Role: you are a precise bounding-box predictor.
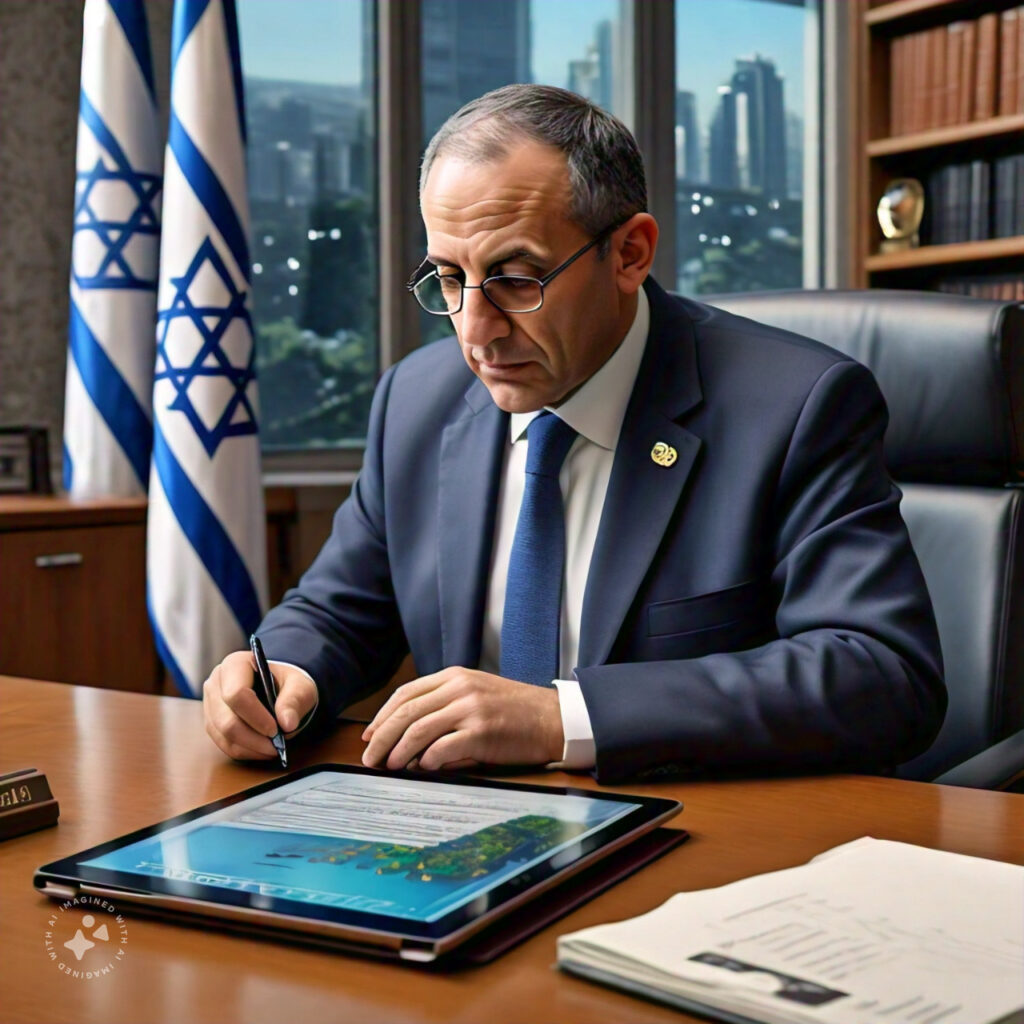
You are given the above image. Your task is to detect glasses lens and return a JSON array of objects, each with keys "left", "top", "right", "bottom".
[
  {"left": 482, "top": 276, "right": 543, "bottom": 313},
  {"left": 414, "top": 272, "right": 461, "bottom": 314}
]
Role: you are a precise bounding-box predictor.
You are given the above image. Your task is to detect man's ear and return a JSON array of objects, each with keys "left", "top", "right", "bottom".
[{"left": 613, "top": 213, "right": 659, "bottom": 294}]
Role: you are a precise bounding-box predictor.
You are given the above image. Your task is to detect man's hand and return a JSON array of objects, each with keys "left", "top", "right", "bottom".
[
  {"left": 361, "top": 668, "right": 564, "bottom": 772},
  {"left": 203, "top": 650, "right": 318, "bottom": 761}
]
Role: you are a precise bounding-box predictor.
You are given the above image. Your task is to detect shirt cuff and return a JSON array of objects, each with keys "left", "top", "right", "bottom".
[
  {"left": 547, "top": 678, "right": 596, "bottom": 770},
  {"left": 268, "top": 660, "right": 319, "bottom": 737}
]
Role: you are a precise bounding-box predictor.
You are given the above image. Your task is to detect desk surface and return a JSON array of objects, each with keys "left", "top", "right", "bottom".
[{"left": 4, "top": 675, "right": 1023, "bottom": 1024}]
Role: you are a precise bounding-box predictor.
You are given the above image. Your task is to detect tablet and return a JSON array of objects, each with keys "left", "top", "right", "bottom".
[{"left": 35, "top": 764, "right": 681, "bottom": 962}]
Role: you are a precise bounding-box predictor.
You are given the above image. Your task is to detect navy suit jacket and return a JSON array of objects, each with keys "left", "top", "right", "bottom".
[{"left": 259, "top": 278, "right": 946, "bottom": 782}]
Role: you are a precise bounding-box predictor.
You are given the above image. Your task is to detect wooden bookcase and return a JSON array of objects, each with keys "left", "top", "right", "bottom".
[{"left": 853, "top": 0, "right": 1024, "bottom": 294}]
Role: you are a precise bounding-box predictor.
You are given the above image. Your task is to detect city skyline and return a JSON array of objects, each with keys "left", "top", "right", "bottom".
[{"left": 237, "top": 0, "right": 808, "bottom": 127}]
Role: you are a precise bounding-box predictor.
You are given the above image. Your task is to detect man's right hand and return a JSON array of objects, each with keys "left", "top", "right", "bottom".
[{"left": 203, "top": 650, "right": 318, "bottom": 761}]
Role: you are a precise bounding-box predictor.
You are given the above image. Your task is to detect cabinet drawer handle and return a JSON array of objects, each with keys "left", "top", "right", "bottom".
[{"left": 35, "top": 553, "right": 84, "bottom": 569}]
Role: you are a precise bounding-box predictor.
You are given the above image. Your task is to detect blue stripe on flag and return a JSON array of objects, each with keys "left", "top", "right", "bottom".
[
  {"left": 78, "top": 90, "right": 134, "bottom": 174},
  {"left": 68, "top": 299, "right": 153, "bottom": 489},
  {"left": 171, "top": 0, "right": 213, "bottom": 70},
  {"left": 62, "top": 441, "right": 74, "bottom": 491},
  {"left": 221, "top": 0, "right": 248, "bottom": 144},
  {"left": 146, "top": 586, "right": 194, "bottom": 697},
  {"left": 109, "top": 0, "right": 157, "bottom": 101},
  {"left": 151, "top": 425, "right": 263, "bottom": 640},
  {"left": 168, "top": 110, "right": 251, "bottom": 282}
]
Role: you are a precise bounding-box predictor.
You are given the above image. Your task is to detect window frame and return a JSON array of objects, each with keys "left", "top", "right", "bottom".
[{"left": 261, "top": 0, "right": 829, "bottom": 482}]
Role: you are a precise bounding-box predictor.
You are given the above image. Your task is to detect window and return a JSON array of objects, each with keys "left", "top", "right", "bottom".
[
  {"left": 239, "top": 0, "right": 377, "bottom": 449},
  {"left": 674, "top": 0, "right": 819, "bottom": 296},
  {"left": 238, "top": 1, "right": 824, "bottom": 457}
]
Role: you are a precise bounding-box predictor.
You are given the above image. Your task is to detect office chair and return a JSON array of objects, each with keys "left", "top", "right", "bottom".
[{"left": 704, "top": 289, "right": 1024, "bottom": 791}]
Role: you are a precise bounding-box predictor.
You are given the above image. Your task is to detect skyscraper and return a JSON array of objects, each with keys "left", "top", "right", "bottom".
[
  {"left": 675, "top": 89, "right": 700, "bottom": 181},
  {"left": 709, "top": 84, "right": 738, "bottom": 188},
  {"left": 421, "top": 0, "right": 531, "bottom": 144},
  {"left": 569, "top": 20, "right": 614, "bottom": 111},
  {"left": 708, "top": 55, "right": 786, "bottom": 195}
]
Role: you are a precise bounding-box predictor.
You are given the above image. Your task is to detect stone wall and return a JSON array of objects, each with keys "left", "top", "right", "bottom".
[{"left": 0, "top": 0, "right": 172, "bottom": 485}]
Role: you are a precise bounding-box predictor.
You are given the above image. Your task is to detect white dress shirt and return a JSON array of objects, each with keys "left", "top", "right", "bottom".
[{"left": 478, "top": 288, "right": 651, "bottom": 768}]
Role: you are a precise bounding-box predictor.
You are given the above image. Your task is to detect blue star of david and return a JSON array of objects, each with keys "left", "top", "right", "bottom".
[
  {"left": 155, "top": 237, "right": 258, "bottom": 457},
  {"left": 73, "top": 156, "right": 161, "bottom": 291}
]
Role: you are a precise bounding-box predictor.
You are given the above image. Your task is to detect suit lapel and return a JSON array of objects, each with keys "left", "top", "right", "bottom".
[
  {"left": 578, "top": 280, "right": 704, "bottom": 668},
  {"left": 437, "top": 380, "right": 507, "bottom": 669}
]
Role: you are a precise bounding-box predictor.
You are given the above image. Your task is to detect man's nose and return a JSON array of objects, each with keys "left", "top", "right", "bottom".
[{"left": 456, "top": 284, "right": 511, "bottom": 351}]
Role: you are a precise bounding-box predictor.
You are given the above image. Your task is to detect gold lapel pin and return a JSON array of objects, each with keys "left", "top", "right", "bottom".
[{"left": 651, "top": 442, "right": 678, "bottom": 467}]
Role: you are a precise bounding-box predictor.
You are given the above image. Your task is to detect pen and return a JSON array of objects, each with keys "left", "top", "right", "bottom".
[{"left": 250, "top": 634, "right": 288, "bottom": 769}]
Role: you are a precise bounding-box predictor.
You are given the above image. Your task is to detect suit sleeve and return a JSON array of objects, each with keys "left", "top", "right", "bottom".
[
  {"left": 576, "top": 360, "right": 947, "bottom": 783},
  {"left": 256, "top": 365, "right": 408, "bottom": 738}
]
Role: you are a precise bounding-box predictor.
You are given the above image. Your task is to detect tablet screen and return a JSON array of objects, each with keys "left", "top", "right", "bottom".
[{"left": 39, "top": 766, "right": 677, "bottom": 943}]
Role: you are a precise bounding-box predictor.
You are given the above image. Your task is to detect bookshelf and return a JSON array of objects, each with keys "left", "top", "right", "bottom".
[{"left": 854, "top": 0, "right": 1024, "bottom": 297}]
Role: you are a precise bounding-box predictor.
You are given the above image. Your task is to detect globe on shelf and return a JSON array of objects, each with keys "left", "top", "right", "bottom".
[{"left": 877, "top": 178, "right": 925, "bottom": 254}]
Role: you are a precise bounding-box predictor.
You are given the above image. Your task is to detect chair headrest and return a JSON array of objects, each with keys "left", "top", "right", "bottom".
[{"left": 703, "top": 289, "right": 1024, "bottom": 485}]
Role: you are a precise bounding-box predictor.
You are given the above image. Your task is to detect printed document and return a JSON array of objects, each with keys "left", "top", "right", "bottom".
[{"left": 558, "top": 837, "right": 1024, "bottom": 1024}]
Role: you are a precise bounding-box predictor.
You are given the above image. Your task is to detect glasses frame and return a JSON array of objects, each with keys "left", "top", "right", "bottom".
[{"left": 406, "top": 224, "right": 619, "bottom": 317}]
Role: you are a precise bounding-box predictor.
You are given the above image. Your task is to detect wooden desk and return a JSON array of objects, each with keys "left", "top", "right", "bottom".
[{"left": 4, "top": 675, "right": 1022, "bottom": 1024}]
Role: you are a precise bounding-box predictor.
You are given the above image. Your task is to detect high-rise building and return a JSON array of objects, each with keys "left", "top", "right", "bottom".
[
  {"left": 709, "top": 84, "right": 738, "bottom": 188},
  {"left": 675, "top": 89, "right": 700, "bottom": 182},
  {"left": 568, "top": 20, "right": 614, "bottom": 110},
  {"left": 708, "top": 55, "right": 786, "bottom": 196},
  {"left": 421, "top": 0, "right": 531, "bottom": 144},
  {"left": 785, "top": 109, "right": 803, "bottom": 199}
]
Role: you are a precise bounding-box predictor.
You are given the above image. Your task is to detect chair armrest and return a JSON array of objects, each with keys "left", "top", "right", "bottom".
[{"left": 933, "top": 728, "right": 1024, "bottom": 790}]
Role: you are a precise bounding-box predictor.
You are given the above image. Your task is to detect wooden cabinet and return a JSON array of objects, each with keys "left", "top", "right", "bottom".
[
  {"left": 853, "top": 0, "right": 1024, "bottom": 293},
  {"left": 0, "top": 497, "right": 161, "bottom": 692},
  {"left": 0, "top": 491, "right": 301, "bottom": 694}
]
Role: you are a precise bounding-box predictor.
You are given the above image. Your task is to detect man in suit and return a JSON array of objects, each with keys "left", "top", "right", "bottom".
[{"left": 203, "top": 85, "right": 945, "bottom": 782}]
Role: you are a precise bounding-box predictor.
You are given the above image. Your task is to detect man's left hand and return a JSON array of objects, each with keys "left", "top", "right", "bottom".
[{"left": 361, "top": 668, "right": 564, "bottom": 771}]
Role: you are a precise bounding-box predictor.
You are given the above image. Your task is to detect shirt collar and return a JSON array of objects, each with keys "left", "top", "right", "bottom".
[{"left": 509, "top": 285, "right": 650, "bottom": 451}]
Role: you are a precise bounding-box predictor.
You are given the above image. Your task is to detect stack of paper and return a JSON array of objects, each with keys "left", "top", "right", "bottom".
[{"left": 558, "top": 837, "right": 1024, "bottom": 1024}]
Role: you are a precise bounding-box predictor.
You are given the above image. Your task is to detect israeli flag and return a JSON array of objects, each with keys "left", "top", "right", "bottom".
[
  {"left": 64, "top": 0, "right": 161, "bottom": 498},
  {"left": 148, "top": 0, "right": 268, "bottom": 697}
]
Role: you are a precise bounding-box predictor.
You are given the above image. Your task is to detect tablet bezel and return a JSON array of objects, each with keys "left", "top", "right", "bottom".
[{"left": 34, "top": 764, "right": 680, "bottom": 950}]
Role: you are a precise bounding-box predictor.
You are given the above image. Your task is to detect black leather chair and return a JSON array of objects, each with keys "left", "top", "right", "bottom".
[{"left": 704, "top": 289, "right": 1024, "bottom": 790}]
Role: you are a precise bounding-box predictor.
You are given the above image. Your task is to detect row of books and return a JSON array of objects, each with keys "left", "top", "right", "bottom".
[
  {"left": 889, "top": 8, "right": 1024, "bottom": 136},
  {"left": 936, "top": 275, "right": 1024, "bottom": 301},
  {"left": 924, "top": 154, "right": 1024, "bottom": 245}
]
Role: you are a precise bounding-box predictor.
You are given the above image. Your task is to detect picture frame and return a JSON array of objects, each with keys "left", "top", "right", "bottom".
[{"left": 0, "top": 427, "right": 52, "bottom": 494}]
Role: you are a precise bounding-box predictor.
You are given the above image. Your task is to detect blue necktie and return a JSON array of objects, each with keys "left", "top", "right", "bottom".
[{"left": 500, "top": 412, "right": 578, "bottom": 686}]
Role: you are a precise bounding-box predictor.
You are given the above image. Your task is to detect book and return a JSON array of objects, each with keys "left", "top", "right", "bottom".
[
  {"left": 993, "top": 154, "right": 1017, "bottom": 237},
  {"left": 557, "top": 837, "right": 1024, "bottom": 1024},
  {"left": 1015, "top": 152, "right": 1024, "bottom": 234},
  {"left": 889, "top": 35, "right": 902, "bottom": 136},
  {"left": 975, "top": 11, "right": 1000, "bottom": 120},
  {"left": 999, "top": 7, "right": 1019, "bottom": 115},
  {"left": 938, "top": 273, "right": 1024, "bottom": 300},
  {"left": 1018, "top": 3, "right": 1024, "bottom": 113},
  {"left": 927, "top": 25, "right": 947, "bottom": 130},
  {"left": 960, "top": 18, "right": 979, "bottom": 122},
  {"left": 968, "top": 158, "right": 991, "bottom": 241},
  {"left": 916, "top": 29, "right": 931, "bottom": 131},
  {"left": 945, "top": 22, "right": 967, "bottom": 125}
]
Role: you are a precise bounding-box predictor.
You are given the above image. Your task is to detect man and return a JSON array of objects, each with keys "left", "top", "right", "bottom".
[{"left": 204, "top": 84, "right": 945, "bottom": 783}]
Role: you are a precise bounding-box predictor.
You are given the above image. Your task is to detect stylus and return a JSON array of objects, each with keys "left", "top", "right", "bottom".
[{"left": 249, "top": 634, "right": 288, "bottom": 769}]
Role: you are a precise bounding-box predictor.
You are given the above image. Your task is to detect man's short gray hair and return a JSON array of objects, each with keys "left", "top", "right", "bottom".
[{"left": 420, "top": 84, "right": 647, "bottom": 239}]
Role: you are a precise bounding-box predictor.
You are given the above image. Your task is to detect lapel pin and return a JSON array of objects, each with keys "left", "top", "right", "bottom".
[{"left": 651, "top": 442, "right": 678, "bottom": 467}]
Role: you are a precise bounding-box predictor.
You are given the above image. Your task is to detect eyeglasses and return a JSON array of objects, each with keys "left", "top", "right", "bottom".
[{"left": 406, "top": 226, "right": 616, "bottom": 316}]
